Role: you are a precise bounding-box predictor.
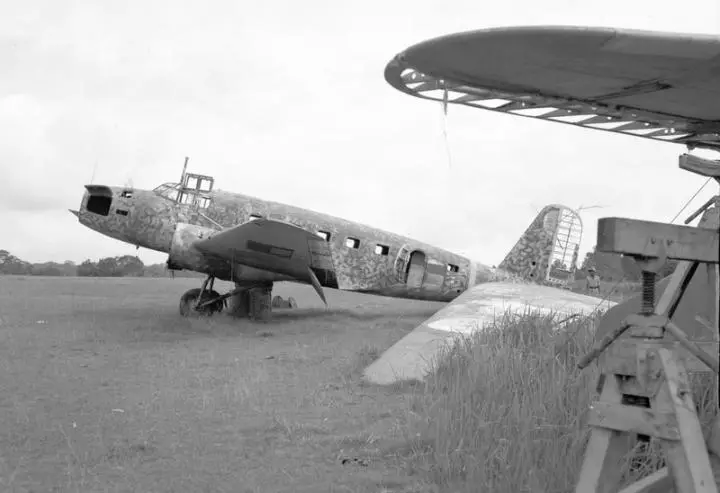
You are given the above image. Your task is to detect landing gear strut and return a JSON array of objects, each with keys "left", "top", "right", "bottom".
[
  {"left": 178, "top": 276, "right": 224, "bottom": 317},
  {"left": 178, "top": 277, "right": 292, "bottom": 321}
]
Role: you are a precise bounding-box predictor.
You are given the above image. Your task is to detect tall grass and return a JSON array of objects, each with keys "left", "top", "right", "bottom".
[{"left": 406, "top": 311, "right": 718, "bottom": 492}]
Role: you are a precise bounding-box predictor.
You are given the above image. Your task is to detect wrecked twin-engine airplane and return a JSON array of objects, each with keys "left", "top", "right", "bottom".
[{"left": 70, "top": 161, "right": 602, "bottom": 344}]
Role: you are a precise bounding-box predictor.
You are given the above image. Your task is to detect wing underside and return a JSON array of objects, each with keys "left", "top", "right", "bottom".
[
  {"left": 363, "top": 281, "right": 614, "bottom": 385},
  {"left": 193, "top": 218, "right": 338, "bottom": 302},
  {"left": 385, "top": 26, "right": 720, "bottom": 151}
]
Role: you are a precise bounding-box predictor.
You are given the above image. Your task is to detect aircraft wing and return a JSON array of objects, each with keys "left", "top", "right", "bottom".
[
  {"left": 363, "top": 281, "right": 615, "bottom": 385},
  {"left": 193, "top": 218, "right": 338, "bottom": 302},
  {"left": 384, "top": 26, "right": 720, "bottom": 151}
]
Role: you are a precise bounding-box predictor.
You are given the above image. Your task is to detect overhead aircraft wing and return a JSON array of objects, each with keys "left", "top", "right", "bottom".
[
  {"left": 193, "top": 218, "right": 338, "bottom": 303},
  {"left": 384, "top": 26, "right": 720, "bottom": 151},
  {"left": 363, "top": 281, "right": 615, "bottom": 385}
]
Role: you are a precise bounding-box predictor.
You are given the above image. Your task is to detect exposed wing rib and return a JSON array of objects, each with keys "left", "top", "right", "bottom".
[
  {"left": 363, "top": 282, "right": 615, "bottom": 385},
  {"left": 194, "top": 218, "right": 338, "bottom": 302},
  {"left": 385, "top": 26, "right": 720, "bottom": 151}
]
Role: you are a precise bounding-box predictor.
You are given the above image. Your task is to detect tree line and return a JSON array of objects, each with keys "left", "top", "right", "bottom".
[
  {"left": 2, "top": 247, "right": 677, "bottom": 281},
  {"left": 0, "top": 250, "right": 202, "bottom": 278}
]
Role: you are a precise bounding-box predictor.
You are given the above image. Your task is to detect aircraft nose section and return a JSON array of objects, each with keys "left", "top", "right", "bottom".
[
  {"left": 81, "top": 184, "right": 115, "bottom": 217},
  {"left": 84, "top": 184, "right": 114, "bottom": 196}
]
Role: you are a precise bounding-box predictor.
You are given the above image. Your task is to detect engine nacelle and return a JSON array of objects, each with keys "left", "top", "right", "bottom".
[
  {"left": 168, "top": 222, "right": 229, "bottom": 277},
  {"left": 167, "top": 222, "right": 297, "bottom": 284}
]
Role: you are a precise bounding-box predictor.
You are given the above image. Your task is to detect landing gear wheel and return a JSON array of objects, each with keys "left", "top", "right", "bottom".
[
  {"left": 287, "top": 297, "right": 297, "bottom": 308},
  {"left": 179, "top": 288, "right": 224, "bottom": 317}
]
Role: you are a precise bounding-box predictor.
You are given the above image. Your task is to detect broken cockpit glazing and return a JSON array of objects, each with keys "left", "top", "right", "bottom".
[{"left": 153, "top": 173, "right": 215, "bottom": 210}]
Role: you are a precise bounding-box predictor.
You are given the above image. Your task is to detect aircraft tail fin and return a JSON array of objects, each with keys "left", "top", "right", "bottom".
[{"left": 497, "top": 205, "right": 583, "bottom": 286}]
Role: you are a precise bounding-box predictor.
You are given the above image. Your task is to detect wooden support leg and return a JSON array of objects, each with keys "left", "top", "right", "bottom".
[
  {"left": 656, "top": 349, "right": 716, "bottom": 493},
  {"left": 576, "top": 374, "right": 636, "bottom": 493},
  {"left": 577, "top": 349, "right": 719, "bottom": 493}
]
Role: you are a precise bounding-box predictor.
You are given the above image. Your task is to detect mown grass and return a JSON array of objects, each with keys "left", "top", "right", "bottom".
[
  {"left": 405, "top": 310, "right": 719, "bottom": 492},
  {"left": 2, "top": 275, "right": 715, "bottom": 492},
  {"left": 0, "top": 276, "right": 441, "bottom": 493}
]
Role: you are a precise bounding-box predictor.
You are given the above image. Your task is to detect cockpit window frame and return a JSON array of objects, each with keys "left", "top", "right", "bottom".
[
  {"left": 153, "top": 182, "right": 182, "bottom": 202},
  {"left": 153, "top": 181, "right": 213, "bottom": 211}
]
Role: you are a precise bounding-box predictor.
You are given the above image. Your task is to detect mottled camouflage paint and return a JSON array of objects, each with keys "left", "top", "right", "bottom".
[
  {"left": 77, "top": 186, "right": 178, "bottom": 253},
  {"left": 200, "top": 189, "right": 472, "bottom": 301},
  {"left": 169, "top": 222, "right": 302, "bottom": 286},
  {"left": 168, "top": 223, "right": 233, "bottom": 278},
  {"left": 73, "top": 182, "right": 577, "bottom": 303},
  {"left": 497, "top": 205, "right": 566, "bottom": 283}
]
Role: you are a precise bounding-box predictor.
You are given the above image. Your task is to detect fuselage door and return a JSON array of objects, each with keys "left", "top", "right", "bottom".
[
  {"left": 406, "top": 250, "right": 427, "bottom": 288},
  {"left": 394, "top": 245, "right": 411, "bottom": 283}
]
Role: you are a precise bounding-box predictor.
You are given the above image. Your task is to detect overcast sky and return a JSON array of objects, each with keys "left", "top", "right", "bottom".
[{"left": 2, "top": 0, "right": 719, "bottom": 267}]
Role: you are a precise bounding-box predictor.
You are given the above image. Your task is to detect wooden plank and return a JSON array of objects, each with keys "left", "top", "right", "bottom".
[
  {"left": 617, "top": 377, "right": 659, "bottom": 398},
  {"left": 575, "top": 375, "right": 637, "bottom": 493},
  {"left": 706, "top": 414, "right": 720, "bottom": 458},
  {"left": 656, "top": 348, "right": 718, "bottom": 493},
  {"left": 596, "top": 217, "right": 719, "bottom": 263},
  {"left": 665, "top": 320, "right": 720, "bottom": 374},
  {"left": 618, "top": 468, "right": 672, "bottom": 493},
  {"left": 588, "top": 401, "right": 680, "bottom": 440},
  {"left": 578, "top": 321, "right": 632, "bottom": 369},
  {"left": 679, "top": 153, "right": 720, "bottom": 178},
  {"left": 601, "top": 340, "right": 718, "bottom": 375}
]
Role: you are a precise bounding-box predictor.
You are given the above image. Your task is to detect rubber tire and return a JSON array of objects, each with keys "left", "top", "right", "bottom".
[
  {"left": 179, "top": 288, "right": 224, "bottom": 317},
  {"left": 287, "top": 297, "right": 297, "bottom": 309}
]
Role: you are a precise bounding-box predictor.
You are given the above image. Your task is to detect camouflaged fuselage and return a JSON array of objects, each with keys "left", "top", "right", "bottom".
[
  {"left": 195, "top": 189, "right": 481, "bottom": 302},
  {"left": 74, "top": 185, "right": 561, "bottom": 303},
  {"left": 77, "top": 186, "right": 179, "bottom": 254}
]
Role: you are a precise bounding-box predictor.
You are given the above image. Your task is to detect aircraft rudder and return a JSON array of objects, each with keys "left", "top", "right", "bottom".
[{"left": 498, "top": 204, "right": 582, "bottom": 284}]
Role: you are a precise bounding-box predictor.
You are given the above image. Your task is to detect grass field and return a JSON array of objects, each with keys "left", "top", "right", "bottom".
[
  {"left": 1, "top": 276, "right": 715, "bottom": 493},
  {"left": 0, "top": 276, "right": 444, "bottom": 493}
]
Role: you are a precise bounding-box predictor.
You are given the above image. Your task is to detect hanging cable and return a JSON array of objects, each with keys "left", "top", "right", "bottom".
[
  {"left": 669, "top": 177, "right": 712, "bottom": 223},
  {"left": 440, "top": 87, "right": 453, "bottom": 169},
  {"left": 586, "top": 275, "right": 628, "bottom": 316},
  {"left": 716, "top": 189, "right": 720, "bottom": 405}
]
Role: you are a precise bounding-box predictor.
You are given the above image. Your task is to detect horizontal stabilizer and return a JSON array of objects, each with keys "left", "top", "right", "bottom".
[
  {"left": 385, "top": 26, "right": 720, "bottom": 151},
  {"left": 363, "top": 282, "right": 613, "bottom": 385}
]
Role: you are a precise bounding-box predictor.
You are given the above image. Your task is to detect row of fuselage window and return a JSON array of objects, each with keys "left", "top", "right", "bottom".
[
  {"left": 248, "top": 213, "right": 461, "bottom": 273},
  {"left": 248, "top": 213, "right": 390, "bottom": 255}
]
